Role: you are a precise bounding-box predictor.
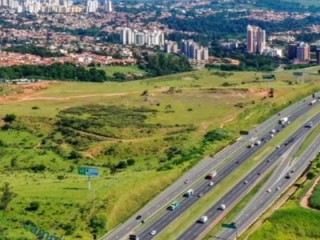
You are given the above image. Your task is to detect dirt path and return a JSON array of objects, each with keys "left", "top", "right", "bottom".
[{"left": 300, "top": 177, "right": 320, "bottom": 209}]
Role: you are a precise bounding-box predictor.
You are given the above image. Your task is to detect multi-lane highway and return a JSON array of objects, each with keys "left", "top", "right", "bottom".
[
  {"left": 177, "top": 113, "right": 320, "bottom": 240},
  {"left": 217, "top": 135, "right": 320, "bottom": 240},
  {"left": 135, "top": 99, "right": 320, "bottom": 239},
  {"left": 101, "top": 94, "right": 319, "bottom": 240}
]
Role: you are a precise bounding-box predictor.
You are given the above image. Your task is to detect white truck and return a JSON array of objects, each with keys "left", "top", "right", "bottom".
[
  {"left": 310, "top": 99, "right": 317, "bottom": 105},
  {"left": 199, "top": 215, "right": 208, "bottom": 224},
  {"left": 279, "top": 117, "right": 289, "bottom": 125},
  {"left": 184, "top": 189, "right": 194, "bottom": 197},
  {"left": 219, "top": 204, "right": 226, "bottom": 210}
]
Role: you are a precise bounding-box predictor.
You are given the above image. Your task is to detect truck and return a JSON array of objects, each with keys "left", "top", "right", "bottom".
[
  {"left": 199, "top": 215, "right": 208, "bottom": 224},
  {"left": 168, "top": 201, "right": 180, "bottom": 211},
  {"left": 279, "top": 117, "right": 289, "bottom": 125},
  {"left": 129, "top": 235, "right": 140, "bottom": 240},
  {"left": 206, "top": 170, "right": 217, "bottom": 180},
  {"left": 310, "top": 99, "right": 317, "bottom": 105},
  {"left": 184, "top": 189, "right": 194, "bottom": 198},
  {"left": 219, "top": 204, "right": 226, "bottom": 210}
]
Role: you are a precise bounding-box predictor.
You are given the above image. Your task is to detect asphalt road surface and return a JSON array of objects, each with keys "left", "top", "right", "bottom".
[
  {"left": 216, "top": 135, "right": 320, "bottom": 240},
  {"left": 177, "top": 113, "right": 320, "bottom": 240}
]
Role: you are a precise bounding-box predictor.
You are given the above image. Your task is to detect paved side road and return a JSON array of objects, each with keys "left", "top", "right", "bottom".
[{"left": 101, "top": 93, "right": 319, "bottom": 240}]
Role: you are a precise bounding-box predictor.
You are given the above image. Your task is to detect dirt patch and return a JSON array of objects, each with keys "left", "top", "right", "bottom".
[
  {"left": 0, "top": 81, "right": 58, "bottom": 103},
  {"left": 220, "top": 114, "right": 237, "bottom": 128},
  {"left": 300, "top": 177, "right": 320, "bottom": 210}
]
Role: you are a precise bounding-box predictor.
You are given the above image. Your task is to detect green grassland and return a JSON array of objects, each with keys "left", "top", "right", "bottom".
[
  {"left": 0, "top": 69, "right": 320, "bottom": 239},
  {"left": 245, "top": 155, "right": 320, "bottom": 240},
  {"left": 98, "top": 65, "right": 146, "bottom": 76},
  {"left": 310, "top": 185, "right": 320, "bottom": 210}
]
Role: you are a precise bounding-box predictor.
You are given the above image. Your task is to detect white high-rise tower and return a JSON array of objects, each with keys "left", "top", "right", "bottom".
[
  {"left": 104, "top": 0, "right": 112, "bottom": 12},
  {"left": 86, "top": 0, "right": 98, "bottom": 13}
]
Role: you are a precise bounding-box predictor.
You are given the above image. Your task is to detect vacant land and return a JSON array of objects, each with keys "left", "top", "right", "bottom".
[{"left": 0, "top": 69, "right": 320, "bottom": 239}]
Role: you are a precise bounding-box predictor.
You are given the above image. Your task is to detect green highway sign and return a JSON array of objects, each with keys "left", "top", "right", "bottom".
[
  {"left": 78, "top": 167, "right": 99, "bottom": 177},
  {"left": 222, "top": 223, "right": 237, "bottom": 229}
]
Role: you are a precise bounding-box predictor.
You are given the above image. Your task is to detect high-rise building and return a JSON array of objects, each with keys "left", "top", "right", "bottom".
[
  {"left": 296, "top": 42, "right": 310, "bottom": 61},
  {"left": 247, "top": 25, "right": 266, "bottom": 54},
  {"left": 104, "top": 0, "right": 112, "bottom": 12},
  {"left": 316, "top": 48, "right": 320, "bottom": 65},
  {"left": 120, "top": 28, "right": 164, "bottom": 47},
  {"left": 181, "top": 39, "right": 209, "bottom": 61},
  {"left": 288, "top": 43, "right": 298, "bottom": 60},
  {"left": 164, "top": 41, "right": 179, "bottom": 54},
  {"left": 86, "top": 0, "right": 98, "bottom": 13}
]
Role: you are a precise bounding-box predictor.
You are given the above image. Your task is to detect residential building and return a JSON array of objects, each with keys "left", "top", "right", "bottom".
[
  {"left": 296, "top": 42, "right": 310, "bottom": 61},
  {"left": 104, "top": 0, "right": 112, "bottom": 12},
  {"left": 181, "top": 39, "right": 209, "bottom": 61},
  {"left": 247, "top": 25, "right": 266, "bottom": 54}
]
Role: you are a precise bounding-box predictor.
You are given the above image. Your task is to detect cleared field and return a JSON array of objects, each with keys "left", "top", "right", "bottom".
[{"left": 0, "top": 69, "right": 320, "bottom": 239}]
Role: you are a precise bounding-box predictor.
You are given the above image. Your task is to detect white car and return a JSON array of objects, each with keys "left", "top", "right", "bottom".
[
  {"left": 184, "top": 179, "right": 189, "bottom": 184},
  {"left": 150, "top": 230, "right": 157, "bottom": 236},
  {"left": 208, "top": 181, "right": 214, "bottom": 186},
  {"left": 276, "top": 187, "right": 280, "bottom": 191},
  {"left": 267, "top": 188, "right": 272, "bottom": 193}
]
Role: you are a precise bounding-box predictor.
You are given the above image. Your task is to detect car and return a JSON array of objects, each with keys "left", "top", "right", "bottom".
[
  {"left": 208, "top": 181, "right": 214, "bottom": 186},
  {"left": 219, "top": 204, "right": 226, "bottom": 210},
  {"left": 150, "top": 230, "right": 157, "bottom": 236},
  {"left": 184, "top": 179, "right": 189, "bottom": 184},
  {"left": 257, "top": 172, "right": 261, "bottom": 176},
  {"left": 270, "top": 134, "right": 274, "bottom": 138},
  {"left": 276, "top": 145, "right": 281, "bottom": 149},
  {"left": 266, "top": 188, "right": 272, "bottom": 193},
  {"left": 276, "top": 187, "right": 280, "bottom": 191},
  {"left": 290, "top": 169, "right": 296, "bottom": 173},
  {"left": 198, "top": 193, "right": 203, "bottom": 198},
  {"left": 136, "top": 215, "right": 142, "bottom": 220}
]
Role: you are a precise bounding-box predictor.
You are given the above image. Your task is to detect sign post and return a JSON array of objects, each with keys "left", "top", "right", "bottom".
[{"left": 78, "top": 167, "right": 99, "bottom": 190}]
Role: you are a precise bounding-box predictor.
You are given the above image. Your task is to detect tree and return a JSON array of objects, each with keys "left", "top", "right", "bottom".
[
  {"left": 25, "top": 201, "right": 40, "bottom": 211},
  {"left": 89, "top": 215, "right": 106, "bottom": 236},
  {"left": 0, "top": 182, "right": 16, "bottom": 211}
]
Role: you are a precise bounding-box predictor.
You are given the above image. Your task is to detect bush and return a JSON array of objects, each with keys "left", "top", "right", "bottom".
[
  {"left": 127, "top": 159, "right": 135, "bottom": 166},
  {"left": 3, "top": 114, "right": 16, "bottom": 123},
  {"left": 25, "top": 201, "right": 40, "bottom": 211},
  {"left": 116, "top": 161, "right": 127, "bottom": 169},
  {"left": 89, "top": 215, "right": 106, "bottom": 236},
  {"left": 30, "top": 164, "right": 46, "bottom": 173},
  {"left": 204, "top": 128, "right": 229, "bottom": 143}
]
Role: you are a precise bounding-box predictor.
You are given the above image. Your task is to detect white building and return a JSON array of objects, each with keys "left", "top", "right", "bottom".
[
  {"left": 104, "top": 0, "right": 112, "bottom": 12},
  {"left": 120, "top": 27, "right": 165, "bottom": 47},
  {"left": 86, "top": 0, "right": 98, "bottom": 13}
]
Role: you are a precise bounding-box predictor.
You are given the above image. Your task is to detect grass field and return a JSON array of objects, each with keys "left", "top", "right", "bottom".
[
  {"left": 0, "top": 69, "right": 320, "bottom": 239},
  {"left": 97, "top": 65, "right": 146, "bottom": 76}
]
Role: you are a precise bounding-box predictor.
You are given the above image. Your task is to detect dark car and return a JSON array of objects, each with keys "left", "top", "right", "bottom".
[{"left": 136, "top": 215, "right": 142, "bottom": 220}]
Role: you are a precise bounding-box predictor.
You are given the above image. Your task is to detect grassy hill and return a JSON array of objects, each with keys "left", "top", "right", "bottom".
[{"left": 0, "top": 68, "right": 320, "bottom": 239}]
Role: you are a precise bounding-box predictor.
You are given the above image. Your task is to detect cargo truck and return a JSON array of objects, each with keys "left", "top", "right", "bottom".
[
  {"left": 310, "top": 99, "right": 317, "bottom": 105},
  {"left": 184, "top": 189, "right": 194, "bottom": 198},
  {"left": 279, "top": 117, "right": 289, "bottom": 125},
  {"left": 206, "top": 170, "right": 217, "bottom": 180}
]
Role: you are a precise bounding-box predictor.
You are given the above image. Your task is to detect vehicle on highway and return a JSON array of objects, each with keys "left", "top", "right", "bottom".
[
  {"left": 168, "top": 201, "right": 180, "bottom": 210},
  {"left": 184, "top": 179, "right": 189, "bottom": 184},
  {"left": 270, "top": 134, "right": 274, "bottom": 138},
  {"left": 129, "top": 234, "right": 140, "bottom": 240},
  {"left": 276, "top": 186, "right": 281, "bottom": 191},
  {"left": 184, "top": 189, "right": 194, "bottom": 198},
  {"left": 199, "top": 215, "right": 208, "bottom": 224},
  {"left": 243, "top": 180, "right": 248, "bottom": 184},
  {"left": 279, "top": 117, "right": 289, "bottom": 125},
  {"left": 255, "top": 140, "right": 262, "bottom": 146},
  {"left": 206, "top": 170, "right": 217, "bottom": 180},
  {"left": 198, "top": 193, "right": 203, "bottom": 198},
  {"left": 208, "top": 181, "right": 214, "bottom": 186},
  {"left": 270, "top": 129, "right": 276, "bottom": 134},
  {"left": 276, "top": 145, "right": 281, "bottom": 149},
  {"left": 247, "top": 143, "right": 254, "bottom": 148},
  {"left": 219, "top": 204, "right": 226, "bottom": 210},
  {"left": 305, "top": 122, "right": 313, "bottom": 128},
  {"left": 136, "top": 215, "right": 142, "bottom": 220},
  {"left": 150, "top": 230, "right": 157, "bottom": 236},
  {"left": 310, "top": 99, "right": 317, "bottom": 105},
  {"left": 267, "top": 188, "right": 272, "bottom": 193},
  {"left": 285, "top": 172, "right": 293, "bottom": 179}
]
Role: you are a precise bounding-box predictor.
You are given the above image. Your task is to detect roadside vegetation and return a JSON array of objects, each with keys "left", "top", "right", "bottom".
[{"left": 0, "top": 68, "right": 319, "bottom": 239}]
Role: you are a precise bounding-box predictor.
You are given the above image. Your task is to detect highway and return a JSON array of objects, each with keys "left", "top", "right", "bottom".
[
  {"left": 216, "top": 134, "right": 320, "bottom": 240},
  {"left": 177, "top": 113, "right": 320, "bottom": 240},
  {"left": 136, "top": 100, "right": 320, "bottom": 239},
  {"left": 101, "top": 93, "right": 319, "bottom": 240}
]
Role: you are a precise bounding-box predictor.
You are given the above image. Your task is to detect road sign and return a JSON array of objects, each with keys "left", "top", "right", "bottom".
[
  {"left": 78, "top": 167, "right": 99, "bottom": 177},
  {"left": 222, "top": 223, "right": 237, "bottom": 229}
]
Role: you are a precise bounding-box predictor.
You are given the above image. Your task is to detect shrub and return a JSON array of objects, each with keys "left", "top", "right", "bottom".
[
  {"left": 25, "top": 201, "right": 40, "bottom": 211},
  {"left": 30, "top": 164, "right": 46, "bottom": 173},
  {"left": 3, "top": 114, "right": 16, "bottom": 123}
]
